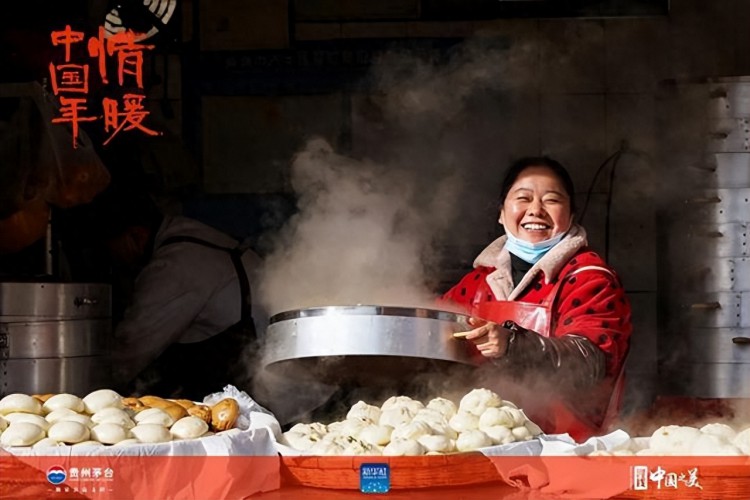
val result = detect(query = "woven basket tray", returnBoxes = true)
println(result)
[281,453,503,489]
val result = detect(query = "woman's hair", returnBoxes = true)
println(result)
[499,156,577,213]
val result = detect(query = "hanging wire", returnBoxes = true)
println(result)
[577,140,628,261]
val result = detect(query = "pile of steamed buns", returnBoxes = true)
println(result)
[281,388,543,456]
[589,423,750,456]
[0,390,240,448]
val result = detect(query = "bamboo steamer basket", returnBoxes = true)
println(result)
[281,452,504,489]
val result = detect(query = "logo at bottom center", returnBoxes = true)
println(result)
[360,463,390,493]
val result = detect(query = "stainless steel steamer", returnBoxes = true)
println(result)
[660,76,750,397]
[262,305,478,387]
[0,282,112,396]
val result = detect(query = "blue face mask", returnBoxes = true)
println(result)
[505,231,567,264]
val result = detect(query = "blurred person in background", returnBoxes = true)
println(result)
[443,156,632,441]
[93,184,262,400]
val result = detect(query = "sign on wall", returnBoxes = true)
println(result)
[47,25,161,148]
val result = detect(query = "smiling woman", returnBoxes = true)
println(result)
[499,161,575,262]
[440,156,632,442]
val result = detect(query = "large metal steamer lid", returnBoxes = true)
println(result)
[262,305,479,386]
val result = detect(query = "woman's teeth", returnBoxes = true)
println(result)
[522,223,549,230]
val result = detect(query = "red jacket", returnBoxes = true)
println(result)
[441,228,632,440]
[442,247,631,379]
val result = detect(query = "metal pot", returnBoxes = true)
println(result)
[678,223,749,258]
[668,292,749,328]
[2,358,114,397]
[0,282,111,320]
[0,282,112,396]
[659,76,750,399]
[686,188,750,225]
[679,362,750,398]
[1,320,110,358]
[706,118,750,153]
[261,305,478,387]
[686,328,750,364]
[708,77,750,119]
[707,153,750,189]
[671,257,750,293]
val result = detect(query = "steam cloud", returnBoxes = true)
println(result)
[257,136,456,313]
[258,37,540,316]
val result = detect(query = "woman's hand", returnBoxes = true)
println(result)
[454,317,513,359]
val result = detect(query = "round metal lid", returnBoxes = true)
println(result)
[261,304,478,387]
[269,304,469,323]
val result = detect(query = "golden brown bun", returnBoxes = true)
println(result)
[161,404,188,422]
[122,397,146,411]
[210,398,239,431]
[138,396,173,409]
[187,404,212,425]
[169,399,196,410]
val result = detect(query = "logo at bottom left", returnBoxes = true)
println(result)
[46,466,67,485]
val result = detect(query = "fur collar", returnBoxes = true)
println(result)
[473,224,588,300]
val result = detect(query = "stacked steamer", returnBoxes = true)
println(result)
[659,76,750,401]
[0,390,240,449]
[0,282,112,396]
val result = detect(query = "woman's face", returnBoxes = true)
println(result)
[499,165,573,244]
